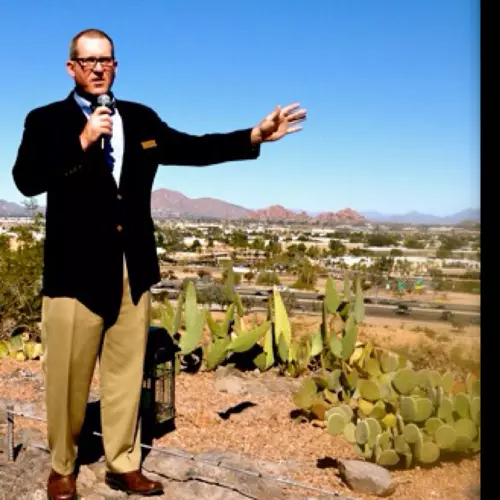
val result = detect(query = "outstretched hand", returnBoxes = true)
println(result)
[250,103,307,145]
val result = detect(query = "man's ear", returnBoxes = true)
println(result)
[66,60,76,78]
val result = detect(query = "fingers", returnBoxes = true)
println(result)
[286,109,307,123]
[93,106,112,116]
[286,125,303,134]
[281,102,301,115]
[265,105,281,121]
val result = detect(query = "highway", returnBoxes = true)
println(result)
[151,281,480,325]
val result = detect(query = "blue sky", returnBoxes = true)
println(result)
[0,0,479,216]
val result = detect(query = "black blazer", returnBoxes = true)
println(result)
[12,91,260,327]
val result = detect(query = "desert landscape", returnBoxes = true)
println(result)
[0,196,480,499]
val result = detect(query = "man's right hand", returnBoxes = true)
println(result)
[79,106,112,151]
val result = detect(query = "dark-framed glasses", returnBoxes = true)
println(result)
[73,56,116,70]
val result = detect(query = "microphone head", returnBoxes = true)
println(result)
[97,94,112,107]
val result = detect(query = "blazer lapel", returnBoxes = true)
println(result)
[62,91,88,137]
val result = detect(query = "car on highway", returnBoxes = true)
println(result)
[394,304,411,316]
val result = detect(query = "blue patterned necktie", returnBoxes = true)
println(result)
[103,136,115,171]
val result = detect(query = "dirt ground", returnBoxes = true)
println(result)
[0,312,480,500]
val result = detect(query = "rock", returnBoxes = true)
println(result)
[93,482,128,498]
[338,459,394,497]
[143,447,289,500]
[86,461,107,482]
[77,466,97,488]
[143,448,196,481]
[465,483,480,500]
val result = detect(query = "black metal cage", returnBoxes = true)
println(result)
[141,326,178,432]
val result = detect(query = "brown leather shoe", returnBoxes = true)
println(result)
[105,470,164,496]
[47,469,77,500]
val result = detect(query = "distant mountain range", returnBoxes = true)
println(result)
[0,189,479,225]
[359,208,480,225]
[150,189,366,223]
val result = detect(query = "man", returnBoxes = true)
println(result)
[12,28,306,500]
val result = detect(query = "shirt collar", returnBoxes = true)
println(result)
[73,91,93,116]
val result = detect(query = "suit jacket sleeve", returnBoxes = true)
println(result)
[12,108,86,197]
[151,111,261,166]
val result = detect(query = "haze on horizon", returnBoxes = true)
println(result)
[0,0,479,217]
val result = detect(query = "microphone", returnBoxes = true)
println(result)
[97,94,112,149]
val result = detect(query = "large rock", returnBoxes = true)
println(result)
[338,459,394,497]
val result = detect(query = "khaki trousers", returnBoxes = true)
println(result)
[41,258,151,475]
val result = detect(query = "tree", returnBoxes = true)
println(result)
[292,259,318,290]
[328,239,346,257]
[266,240,282,255]
[366,233,398,247]
[403,238,425,249]
[306,245,320,258]
[251,237,265,250]
[229,230,248,248]
[256,271,281,286]
[244,271,255,283]
[190,239,202,252]
[0,216,44,339]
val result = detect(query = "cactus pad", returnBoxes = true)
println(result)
[442,371,454,394]
[426,386,438,406]
[381,413,397,429]
[425,417,444,437]
[393,368,418,395]
[454,418,477,440]
[435,424,457,449]
[454,435,472,452]
[403,423,421,444]
[453,392,471,419]
[328,413,347,435]
[436,386,444,407]
[437,397,454,424]
[416,369,431,389]
[414,398,434,422]
[344,422,357,443]
[355,420,370,445]
[400,396,417,422]
[292,379,317,409]
[417,441,440,464]
[428,370,442,388]
[366,418,382,446]
[369,400,387,420]
[376,431,392,451]
[380,352,398,373]
[326,406,350,422]
[394,435,411,454]
[396,414,405,434]
[339,403,354,421]
[358,399,374,417]
[359,379,381,401]
[343,367,359,390]
[365,357,381,377]
[376,449,400,467]
[471,397,480,426]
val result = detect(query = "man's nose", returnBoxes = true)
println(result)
[93,61,105,72]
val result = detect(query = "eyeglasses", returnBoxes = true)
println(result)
[72,56,116,70]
